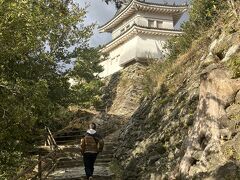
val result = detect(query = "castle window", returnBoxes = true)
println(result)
[120,28,125,34]
[157,21,163,28]
[148,20,155,28]
[116,55,120,63]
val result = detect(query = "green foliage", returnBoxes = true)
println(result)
[70,79,104,108]
[166,0,228,60]
[69,47,104,108]
[189,0,225,27]
[103,0,121,9]
[227,55,240,78]
[0,0,102,177]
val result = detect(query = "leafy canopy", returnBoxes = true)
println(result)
[0,0,102,177]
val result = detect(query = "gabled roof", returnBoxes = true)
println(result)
[99,0,188,32]
[101,24,183,53]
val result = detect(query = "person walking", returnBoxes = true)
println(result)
[80,123,104,180]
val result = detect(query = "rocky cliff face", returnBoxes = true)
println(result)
[179,30,240,179]
[102,62,146,117]
[111,16,240,179]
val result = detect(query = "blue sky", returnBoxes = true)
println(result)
[76,0,188,47]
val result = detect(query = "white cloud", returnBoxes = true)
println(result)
[76,0,116,47]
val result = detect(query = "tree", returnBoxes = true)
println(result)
[104,0,127,9]
[0,0,102,177]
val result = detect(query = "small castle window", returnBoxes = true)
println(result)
[120,28,125,34]
[157,21,163,28]
[148,20,155,28]
[116,55,120,63]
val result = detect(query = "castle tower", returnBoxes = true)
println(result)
[99,0,187,77]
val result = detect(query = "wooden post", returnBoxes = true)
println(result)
[38,154,42,180]
[53,150,57,171]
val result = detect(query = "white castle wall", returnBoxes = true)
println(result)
[99,9,176,78]
[138,12,174,29]
[99,34,168,78]
[112,12,174,39]
[112,14,139,39]
[99,36,138,78]
[135,34,168,60]
[99,57,123,78]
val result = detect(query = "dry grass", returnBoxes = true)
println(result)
[143,6,240,96]
[143,35,208,96]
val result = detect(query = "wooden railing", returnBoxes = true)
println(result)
[13,127,59,180]
[45,127,58,151]
[13,122,119,179]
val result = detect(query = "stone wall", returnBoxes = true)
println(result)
[101,62,147,117]
[115,55,201,179]
[113,18,240,179]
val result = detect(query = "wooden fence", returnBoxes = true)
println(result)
[13,127,60,180]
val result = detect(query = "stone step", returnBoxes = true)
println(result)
[48,166,115,180]
[39,146,116,157]
[54,136,117,145]
[56,162,110,169]
[58,143,116,153]
[56,158,112,168]
[56,148,115,155]
[48,176,114,180]
[56,153,113,160]
[58,157,112,163]
[58,145,116,152]
[103,145,116,151]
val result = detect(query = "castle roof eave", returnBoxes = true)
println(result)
[101,25,183,53]
[99,0,188,33]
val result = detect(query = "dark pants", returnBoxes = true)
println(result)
[83,153,98,178]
